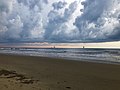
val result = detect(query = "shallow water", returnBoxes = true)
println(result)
[0,48,120,63]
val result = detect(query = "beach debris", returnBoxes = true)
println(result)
[0,69,16,76]
[57,82,60,84]
[66,86,71,89]
[0,69,38,84]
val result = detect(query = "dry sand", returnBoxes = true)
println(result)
[0,54,120,90]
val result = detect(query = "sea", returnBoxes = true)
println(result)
[0,47,120,64]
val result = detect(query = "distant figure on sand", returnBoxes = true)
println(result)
[83,46,85,49]
[51,46,56,49]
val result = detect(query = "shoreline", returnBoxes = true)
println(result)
[0,54,120,90]
[0,53,120,65]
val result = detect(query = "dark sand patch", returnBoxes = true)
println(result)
[0,69,38,84]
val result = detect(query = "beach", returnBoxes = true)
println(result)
[0,54,120,90]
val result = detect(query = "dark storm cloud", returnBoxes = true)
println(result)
[0,0,120,43]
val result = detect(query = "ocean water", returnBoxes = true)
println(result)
[0,48,120,64]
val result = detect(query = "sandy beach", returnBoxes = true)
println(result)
[0,54,120,90]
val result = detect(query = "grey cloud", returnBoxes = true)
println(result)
[17,0,48,10]
[52,1,67,10]
[44,1,78,41]
[0,0,13,13]
[0,0,45,42]
[74,0,120,42]
[6,15,23,39]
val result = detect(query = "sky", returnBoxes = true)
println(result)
[0,0,120,47]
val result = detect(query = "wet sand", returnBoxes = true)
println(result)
[0,54,120,90]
